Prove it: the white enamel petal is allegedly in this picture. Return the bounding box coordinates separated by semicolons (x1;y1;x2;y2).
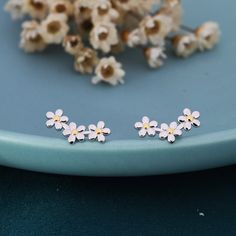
139;128;147;137
55;122;63;130
89;124;97;131
46;112;54;119
192;119;201;127
142;116;150;124
178;116;186;123
69;122;77;130
192;111;200;119
98;134;105;143
174;129;182;136
170;122;177;129
61;116;69;122
102;128;111;135
183;108;191;116
55;109;63;116
97;121;105;129
161;123;169;131
149;120;158;128
46;119;55;127
77;133;85;141
63;129;71;136
159;131;168;139
77;125;86;132
147;128;156;136
88;132;97;140
168;134;176;143
68;135;76;144
135;122;143;129
184;122;192;131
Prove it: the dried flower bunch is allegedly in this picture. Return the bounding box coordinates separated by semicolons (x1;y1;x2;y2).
5;0;221;86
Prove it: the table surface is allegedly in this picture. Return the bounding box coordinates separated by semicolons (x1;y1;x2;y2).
1;165;236;236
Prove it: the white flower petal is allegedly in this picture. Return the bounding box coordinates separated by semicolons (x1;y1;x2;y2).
77;125;86;132
102;128;111;135
161;123;168;131
192;111;200;119
159;131;168;139
184;122;192;131
55;122;63;130
61;116;69;122
98;134;105;142
168;134;176;143
77;133;85;141
142;116;150;124
63;129;71;136
178;116;186;123
69;122;77;130
46;119;55;127
149;120;158;128
135;122;143;129
68;135;76;144
88;132;97;140
192;119;201;127
183;108;191;116
139;128;147;137
174;129;182;136
46;112;54;119
55;109;63;116
89;124;97;131
97;121;105;129
170;122;177;129
147;128;156;136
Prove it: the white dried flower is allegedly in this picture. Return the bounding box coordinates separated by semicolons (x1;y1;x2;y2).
20;20;47;53
63;35;83;55
74;47;98;74
74;0;95;22
90;22;119;53
40;13;69;44
172;34;198;58
159;122;182;143
144;47;167;68
63;122;86;144
123;29;147;48
139;14;172;46
49;0;74;17
195;22;221;51
4;0;24;20
178;108;200;131
134;116;158;137
91;0;119;23
22;0;48;20
92;57;125;86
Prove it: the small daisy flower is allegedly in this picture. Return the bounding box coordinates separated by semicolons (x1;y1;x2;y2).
122;29;147;48
46;109;69;130
4;0;24;20
139;14;172;46
22;0;48;20
40;13;69;44
63;122;86;144
92;56;125;86
178;108;201;131
159;122;182;143
20;20;47;53
172;34;198;58
88;121;111;143
91;0;119;23
144;47;167;68
135;116;158;137
90;22;119;53
63;35;83;55
74;47;99;74
49;0;74;17
195;22;221;51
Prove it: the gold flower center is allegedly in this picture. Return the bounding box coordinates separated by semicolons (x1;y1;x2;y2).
72;130;78;136
167;128;175;134
187;115;194;122
143;123;150;129
47;21;61;34
145;20;161;35
53;115;61;122
101;65;114;79
96;128;103;135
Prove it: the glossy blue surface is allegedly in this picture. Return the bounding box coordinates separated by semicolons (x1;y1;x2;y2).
0;0;235;176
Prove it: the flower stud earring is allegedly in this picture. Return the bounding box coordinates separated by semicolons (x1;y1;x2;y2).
159;122;183;143
46;109;69;130
87;121;111;143
178;108;200;130
134;116;158;137
63;122;86;144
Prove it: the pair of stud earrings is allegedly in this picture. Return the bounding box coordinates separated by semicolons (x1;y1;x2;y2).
46;108;200;144
46;109;111;144
134;108;201;143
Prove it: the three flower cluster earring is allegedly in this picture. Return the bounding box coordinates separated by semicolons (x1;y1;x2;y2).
46;109;111;144
134;108;200;143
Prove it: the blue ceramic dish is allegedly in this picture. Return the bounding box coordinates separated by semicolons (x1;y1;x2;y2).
0;0;235;176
